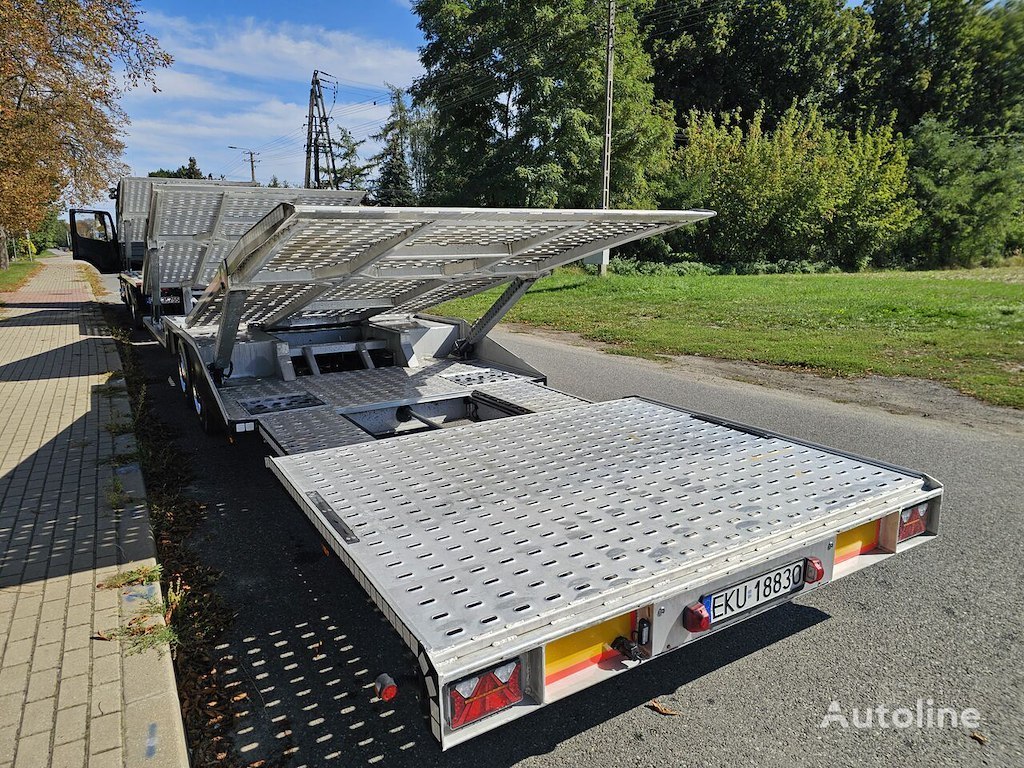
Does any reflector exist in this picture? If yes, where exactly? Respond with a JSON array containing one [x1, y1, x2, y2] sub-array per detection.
[[449, 659, 524, 729]]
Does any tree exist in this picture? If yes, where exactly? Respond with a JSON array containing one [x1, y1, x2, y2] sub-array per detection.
[[31, 207, 70, 250], [646, 0, 865, 126], [670, 106, 916, 271], [408, 101, 438, 200], [371, 85, 417, 206], [965, 0, 1024, 135], [324, 128, 372, 191], [411, 0, 676, 208], [855, 0, 981, 133], [0, 0, 171, 266], [149, 157, 206, 179], [900, 117, 1024, 268]]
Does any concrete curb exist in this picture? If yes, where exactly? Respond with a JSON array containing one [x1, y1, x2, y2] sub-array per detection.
[[94, 310, 191, 767]]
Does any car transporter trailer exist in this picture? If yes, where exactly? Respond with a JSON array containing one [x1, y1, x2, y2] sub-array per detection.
[[71, 182, 942, 749]]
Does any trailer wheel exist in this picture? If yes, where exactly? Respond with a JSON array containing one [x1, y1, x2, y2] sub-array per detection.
[[127, 290, 144, 330], [177, 347, 191, 399], [193, 379, 223, 435], [186, 349, 223, 436]]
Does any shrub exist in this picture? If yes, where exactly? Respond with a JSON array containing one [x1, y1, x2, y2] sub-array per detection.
[[667, 105, 917, 271]]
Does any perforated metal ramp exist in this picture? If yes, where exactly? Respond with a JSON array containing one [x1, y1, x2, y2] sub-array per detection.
[[188, 206, 715, 329], [142, 186, 365, 290], [268, 397, 932, 667]]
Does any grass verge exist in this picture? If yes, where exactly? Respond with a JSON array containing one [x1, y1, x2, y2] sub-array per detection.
[[0, 260, 43, 294], [98, 564, 162, 589], [435, 266, 1024, 408], [103, 311, 244, 766]]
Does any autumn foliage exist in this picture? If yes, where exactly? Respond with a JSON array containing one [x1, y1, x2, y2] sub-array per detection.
[[0, 0, 170, 264]]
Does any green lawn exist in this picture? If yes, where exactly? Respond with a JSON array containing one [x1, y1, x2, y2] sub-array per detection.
[[0, 260, 42, 293], [435, 266, 1024, 409]]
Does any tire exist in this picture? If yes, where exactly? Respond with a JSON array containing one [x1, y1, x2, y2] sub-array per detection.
[[127, 290, 144, 330], [177, 346, 191, 400], [187, 348, 222, 436]]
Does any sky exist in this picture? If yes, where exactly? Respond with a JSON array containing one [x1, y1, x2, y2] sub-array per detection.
[[107, 0, 426, 202]]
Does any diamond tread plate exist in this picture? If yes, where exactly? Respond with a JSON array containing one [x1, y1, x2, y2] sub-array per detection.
[[217, 361, 534, 422], [472, 380, 587, 413], [259, 408, 372, 455], [268, 397, 927, 656]]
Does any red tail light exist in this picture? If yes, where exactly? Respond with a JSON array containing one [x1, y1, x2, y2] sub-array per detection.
[[898, 503, 929, 542], [448, 659, 523, 730], [682, 601, 710, 633], [804, 556, 825, 584]]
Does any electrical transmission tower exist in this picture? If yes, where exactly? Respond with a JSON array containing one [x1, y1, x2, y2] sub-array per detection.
[[304, 70, 340, 189]]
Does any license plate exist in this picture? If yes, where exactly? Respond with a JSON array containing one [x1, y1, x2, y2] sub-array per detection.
[[703, 561, 805, 625]]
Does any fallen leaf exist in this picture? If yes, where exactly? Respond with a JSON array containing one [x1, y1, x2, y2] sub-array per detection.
[[970, 731, 988, 745], [645, 699, 680, 716]]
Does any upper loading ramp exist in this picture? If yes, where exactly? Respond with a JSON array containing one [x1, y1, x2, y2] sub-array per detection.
[[115, 177, 256, 270], [138, 184, 366, 291], [186, 205, 716, 332]]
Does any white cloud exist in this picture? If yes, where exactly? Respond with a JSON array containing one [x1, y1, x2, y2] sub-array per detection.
[[86, 11, 419, 203], [124, 70, 260, 103], [146, 12, 421, 87], [122, 98, 391, 186]]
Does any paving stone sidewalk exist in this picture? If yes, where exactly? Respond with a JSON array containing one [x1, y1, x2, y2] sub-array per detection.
[[0, 256, 188, 767]]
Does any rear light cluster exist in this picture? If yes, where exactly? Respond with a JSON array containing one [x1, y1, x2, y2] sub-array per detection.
[[448, 659, 523, 730], [898, 503, 929, 542]]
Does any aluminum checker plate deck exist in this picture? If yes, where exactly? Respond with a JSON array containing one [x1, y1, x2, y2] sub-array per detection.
[[268, 397, 933, 670], [256, 380, 584, 455], [217, 360, 535, 422], [258, 407, 374, 455]]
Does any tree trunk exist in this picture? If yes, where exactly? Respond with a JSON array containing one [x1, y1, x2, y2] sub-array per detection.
[[0, 227, 9, 271]]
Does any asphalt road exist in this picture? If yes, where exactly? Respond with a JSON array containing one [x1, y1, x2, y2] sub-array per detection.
[[124, 308, 1023, 768]]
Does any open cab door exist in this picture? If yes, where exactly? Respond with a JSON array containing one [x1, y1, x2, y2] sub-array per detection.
[[69, 209, 120, 273]]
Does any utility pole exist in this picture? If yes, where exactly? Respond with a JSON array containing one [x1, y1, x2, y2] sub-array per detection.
[[585, 0, 615, 276], [304, 70, 341, 189], [304, 78, 315, 188], [228, 146, 259, 183]]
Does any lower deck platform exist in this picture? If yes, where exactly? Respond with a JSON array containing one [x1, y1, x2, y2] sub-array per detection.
[[217, 359, 536, 424], [267, 396, 934, 670]]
